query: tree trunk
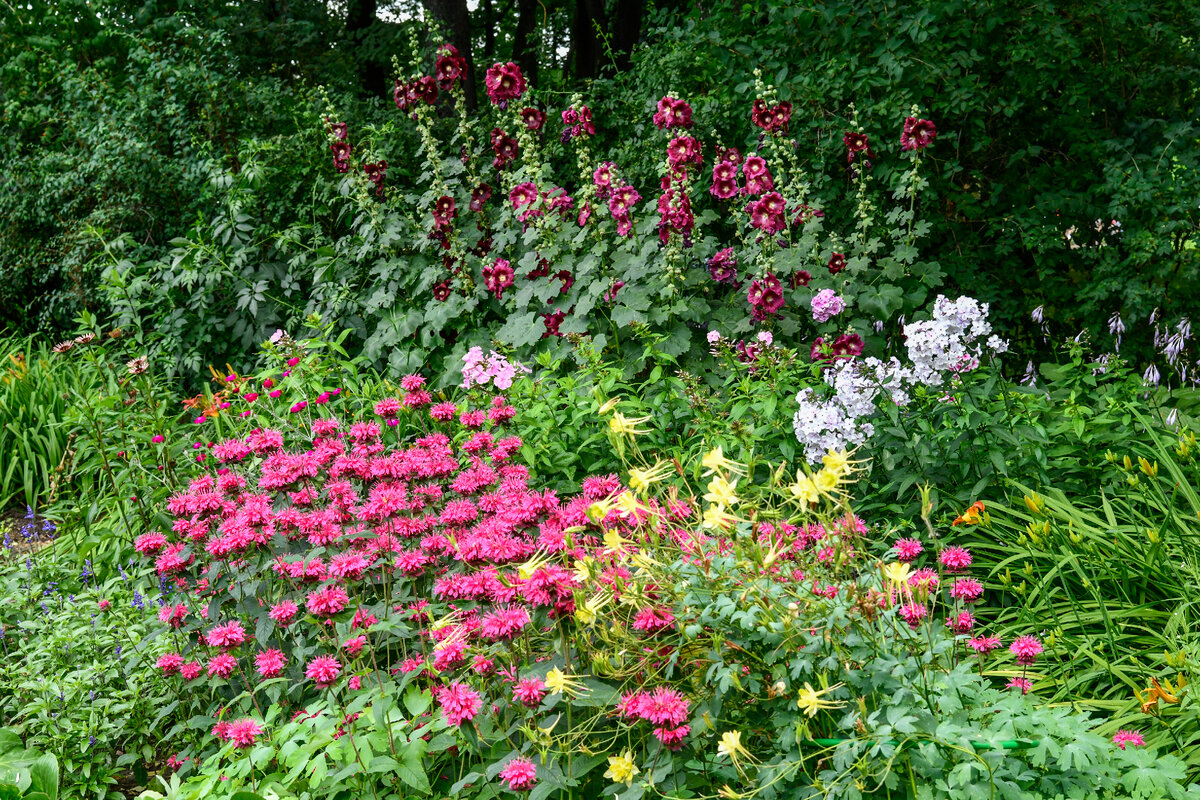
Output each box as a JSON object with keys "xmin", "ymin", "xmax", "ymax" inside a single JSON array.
[
  {"xmin": 482, "ymin": 0, "xmax": 496, "ymax": 59},
  {"xmin": 608, "ymin": 0, "xmax": 643, "ymax": 74},
  {"xmin": 571, "ymin": 0, "xmax": 605, "ymax": 84},
  {"xmin": 422, "ymin": 0, "xmax": 479, "ymax": 109},
  {"xmin": 345, "ymin": 0, "xmax": 385, "ymax": 97},
  {"xmin": 512, "ymin": 0, "xmax": 539, "ymax": 89}
]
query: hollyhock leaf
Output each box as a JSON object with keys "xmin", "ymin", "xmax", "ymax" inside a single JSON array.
[
  {"xmin": 495, "ymin": 312, "xmax": 542, "ymax": 348},
  {"xmin": 857, "ymin": 284, "xmax": 904, "ymax": 319}
]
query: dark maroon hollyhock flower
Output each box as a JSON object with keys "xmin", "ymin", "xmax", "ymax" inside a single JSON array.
[
  {"xmin": 652, "ymin": 96, "xmax": 693, "ymax": 129},
  {"xmin": 751, "ymin": 99, "xmax": 793, "ymax": 134},
  {"xmin": 470, "ymin": 184, "xmax": 493, "ymax": 212},
  {"xmin": 789, "ymin": 270, "xmax": 811, "ymax": 288},
  {"xmin": 415, "ymin": 76, "xmax": 438, "ymax": 104},
  {"xmin": 471, "ymin": 236, "xmax": 493, "ymax": 257},
  {"xmin": 718, "ymin": 147, "xmax": 743, "ymax": 166},
  {"xmin": 742, "ymin": 156, "xmax": 773, "ymax": 196},
  {"xmin": 482, "ymin": 258, "xmax": 516, "ymax": 299},
  {"xmin": 561, "ymin": 106, "xmax": 596, "ymax": 141},
  {"xmin": 542, "ymin": 309, "xmax": 566, "ymax": 338},
  {"xmin": 363, "ymin": 160, "xmax": 387, "ymax": 197},
  {"xmin": 747, "ymin": 192, "xmax": 786, "ymax": 235},
  {"xmin": 592, "ymin": 162, "xmax": 615, "ymax": 198},
  {"xmin": 747, "ymin": 272, "xmax": 785, "ymax": 320},
  {"xmin": 736, "ymin": 340, "xmax": 764, "ymax": 363},
  {"xmin": 521, "ymin": 107, "xmax": 547, "ymax": 131},
  {"xmin": 330, "ymin": 140, "xmax": 353, "ymax": 173},
  {"xmin": 811, "ymin": 336, "xmax": 831, "ymax": 363},
  {"xmin": 708, "ymin": 247, "xmax": 739, "ymax": 284},
  {"xmin": 433, "ymin": 196, "xmax": 457, "ymax": 227},
  {"xmin": 827, "ymin": 252, "xmax": 846, "ymax": 275},
  {"xmin": 605, "ymin": 280, "xmax": 625, "ymax": 303},
  {"xmin": 843, "ymin": 132, "xmax": 869, "ymax": 156},
  {"xmin": 327, "ymin": 120, "xmax": 349, "ymax": 141},
  {"xmin": 490, "ymin": 128, "xmax": 519, "ymax": 170},
  {"xmin": 901, "ymin": 116, "xmax": 938, "ymax": 151},
  {"xmin": 432, "ymin": 280, "xmax": 452, "ymax": 301},
  {"xmin": 485, "ymin": 62, "xmax": 526, "ymax": 107},
  {"xmin": 435, "ymin": 44, "xmax": 466, "ymax": 90},
  {"xmin": 831, "ymin": 333, "xmax": 864, "ymax": 358},
  {"xmin": 554, "ymin": 270, "xmax": 574, "ymax": 294},
  {"xmin": 527, "ymin": 258, "xmax": 551, "ymax": 280},
  {"xmin": 792, "ymin": 203, "xmax": 823, "ymax": 227}
]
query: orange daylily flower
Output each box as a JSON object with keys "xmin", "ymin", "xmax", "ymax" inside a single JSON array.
[
  {"xmin": 952, "ymin": 501, "xmax": 986, "ymax": 526},
  {"xmin": 1135, "ymin": 675, "xmax": 1187, "ymax": 714}
]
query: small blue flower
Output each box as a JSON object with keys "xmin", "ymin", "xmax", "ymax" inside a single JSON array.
[
  {"xmin": 114, "ymin": 645, "xmax": 122, "ymax": 656},
  {"xmin": 131, "ymin": 590, "xmax": 145, "ymax": 611}
]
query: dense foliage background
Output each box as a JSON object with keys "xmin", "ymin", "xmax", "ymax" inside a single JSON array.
[{"xmin": 2, "ymin": 0, "xmax": 1197, "ymax": 371}]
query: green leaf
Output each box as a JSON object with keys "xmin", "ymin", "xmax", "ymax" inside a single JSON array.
[{"xmin": 28, "ymin": 754, "xmax": 57, "ymax": 800}]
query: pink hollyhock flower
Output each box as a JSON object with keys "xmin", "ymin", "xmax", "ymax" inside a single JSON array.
[
  {"xmin": 207, "ymin": 653, "xmax": 237, "ymax": 679},
  {"xmin": 157, "ymin": 653, "xmax": 185, "ymax": 675},
  {"xmin": 180, "ymin": 661, "xmax": 202, "ymax": 681},
  {"xmin": 1006, "ymin": 677, "xmax": 1033, "ymax": 694},
  {"xmin": 939, "ymin": 546, "xmax": 972, "ymax": 572},
  {"xmin": 652, "ymin": 96, "xmax": 693, "ymax": 129},
  {"xmin": 306, "ymin": 655, "xmax": 342, "ymax": 688},
  {"xmin": 893, "ymin": 538, "xmax": 923, "ymax": 562},
  {"xmin": 967, "ymin": 635, "xmax": 1001, "ymax": 654},
  {"xmin": 747, "ymin": 273, "xmax": 785, "ymax": 320},
  {"xmin": 437, "ymin": 682, "xmax": 482, "ymax": 726},
  {"xmin": 227, "ymin": 718, "xmax": 263, "ymax": 748},
  {"xmin": 269, "ymin": 599, "xmax": 299, "ymax": 626},
  {"xmin": 255, "ymin": 649, "xmax": 287, "ymax": 678},
  {"xmin": 513, "ymin": 677, "xmax": 547, "ymax": 708},
  {"xmin": 950, "ymin": 577, "xmax": 984, "ymax": 603},
  {"xmin": 1112, "ymin": 730, "xmax": 1145, "ymax": 750},
  {"xmin": 1009, "ymin": 635, "xmax": 1043, "ymax": 666},
  {"xmin": 498, "ymin": 757, "xmax": 538, "ymax": 791}
]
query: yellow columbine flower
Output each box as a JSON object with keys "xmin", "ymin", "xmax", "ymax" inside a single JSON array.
[
  {"xmin": 701, "ymin": 446, "xmax": 747, "ymax": 477},
  {"xmin": 572, "ymin": 557, "xmax": 593, "ymax": 584},
  {"xmin": 603, "ymin": 528, "xmax": 632, "ymax": 553},
  {"xmin": 597, "ymin": 397, "xmax": 621, "ymax": 415},
  {"xmin": 716, "ymin": 730, "xmax": 754, "ymax": 766},
  {"xmin": 517, "ymin": 551, "xmax": 551, "ymax": 581},
  {"xmin": 701, "ymin": 504, "xmax": 735, "ymax": 530},
  {"xmin": 615, "ymin": 491, "xmax": 644, "ymax": 518},
  {"xmin": 814, "ymin": 468, "xmax": 840, "ymax": 496},
  {"xmin": 796, "ymin": 681, "xmax": 845, "ymax": 718},
  {"xmin": 603, "ymin": 750, "xmax": 639, "ymax": 786},
  {"xmin": 821, "ymin": 449, "xmax": 852, "ymax": 478},
  {"xmin": 718, "ymin": 785, "xmax": 744, "ymax": 799},
  {"xmin": 574, "ymin": 592, "xmax": 611, "ymax": 626},
  {"xmin": 609, "ymin": 411, "xmax": 652, "ymax": 436},
  {"xmin": 628, "ymin": 461, "xmax": 672, "ymax": 494},
  {"xmin": 882, "ymin": 562, "xmax": 911, "ymax": 587},
  {"xmin": 789, "ymin": 472, "xmax": 819, "ymax": 505},
  {"xmin": 544, "ymin": 667, "xmax": 589, "ymax": 697},
  {"xmin": 703, "ymin": 476, "xmax": 740, "ymax": 507}
]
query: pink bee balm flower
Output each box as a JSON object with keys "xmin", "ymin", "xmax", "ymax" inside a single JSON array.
[
  {"xmin": 227, "ymin": 718, "xmax": 264, "ymax": 748},
  {"xmin": 207, "ymin": 653, "xmax": 237, "ymax": 679},
  {"xmin": 1009, "ymin": 635, "xmax": 1043, "ymax": 666},
  {"xmin": 967, "ymin": 635, "xmax": 1001, "ymax": 654},
  {"xmin": 950, "ymin": 577, "xmax": 984, "ymax": 603},
  {"xmin": 1112, "ymin": 730, "xmax": 1145, "ymax": 750},
  {"xmin": 400, "ymin": 374, "xmax": 426, "ymax": 391},
  {"xmin": 653, "ymin": 724, "xmax": 691, "ymax": 750},
  {"xmin": 134, "ymin": 532, "xmax": 168, "ymax": 554},
  {"xmin": 305, "ymin": 655, "xmax": 342, "ymax": 688},
  {"xmin": 349, "ymin": 675, "xmax": 362, "ymax": 690},
  {"xmin": 498, "ymin": 757, "xmax": 538, "ymax": 791},
  {"xmin": 938, "ymin": 546, "xmax": 973, "ymax": 572},
  {"xmin": 305, "ymin": 585, "xmax": 349, "ymax": 618},
  {"xmin": 944, "ymin": 611, "xmax": 976, "ymax": 634},
  {"xmin": 893, "ymin": 538, "xmax": 923, "ymax": 562},
  {"xmin": 513, "ymin": 677, "xmax": 547, "ymax": 708},
  {"xmin": 1006, "ymin": 677, "xmax": 1033, "ymax": 694},
  {"xmin": 157, "ymin": 653, "xmax": 185, "ymax": 675},
  {"xmin": 206, "ymin": 620, "xmax": 247, "ymax": 650},
  {"xmin": 343, "ymin": 635, "xmax": 367, "ymax": 656},
  {"xmin": 374, "ymin": 398, "xmax": 401, "ymax": 418},
  {"xmin": 255, "ymin": 649, "xmax": 287, "ymax": 678},
  {"xmin": 436, "ymin": 681, "xmax": 482, "ymax": 726},
  {"xmin": 180, "ymin": 661, "xmax": 202, "ymax": 681},
  {"xmin": 97, "ymin": 599, "xmax": 111, "ymax": 611},
  {"xmin": 899, "ymin": 602, "xmax": 928, "ymax": 629},
  {"xmin": 269, "ymin": 600, "xmax": 299, "ymax": 626}
]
